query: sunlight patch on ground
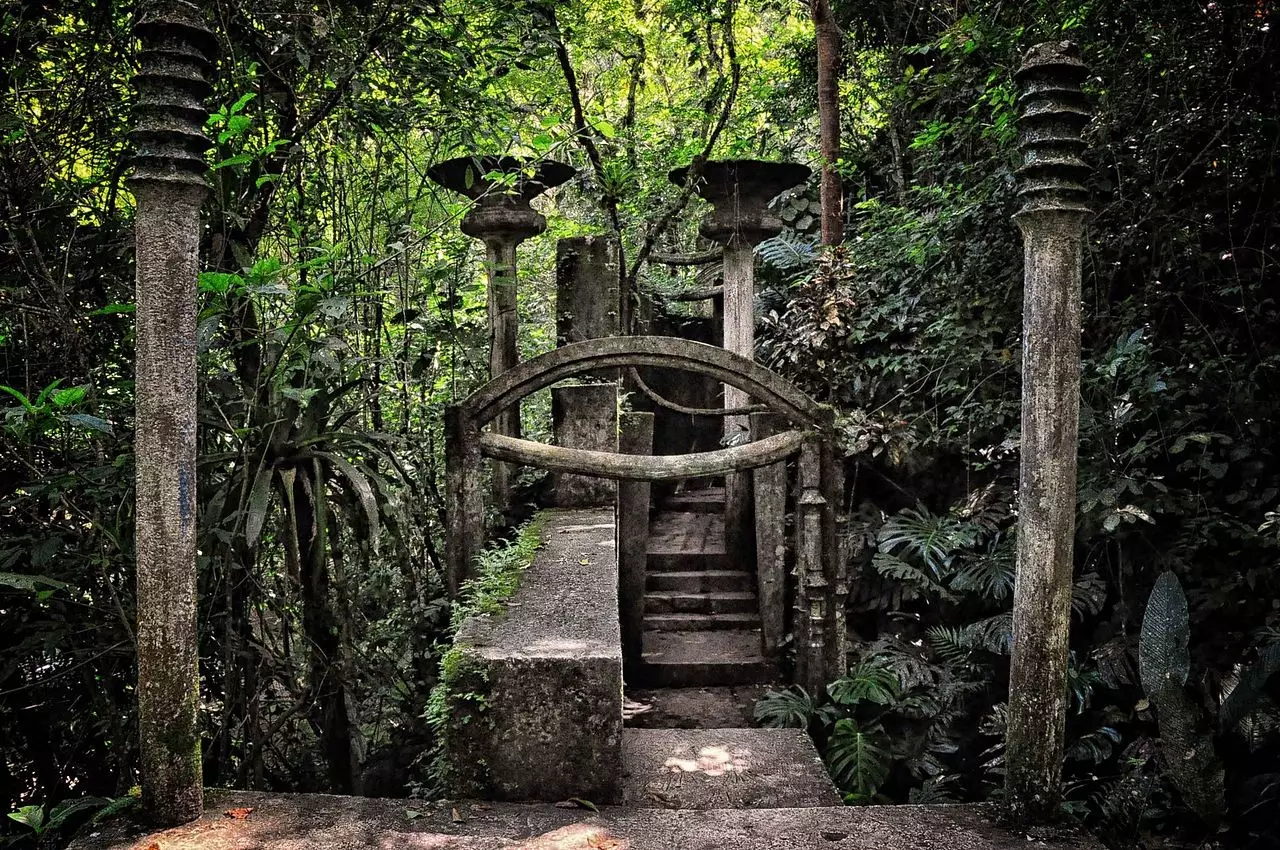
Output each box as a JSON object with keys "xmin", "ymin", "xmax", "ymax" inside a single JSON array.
[{"xmin": 662, "ymin": 745, "xmax": 751, "ymax": 778}]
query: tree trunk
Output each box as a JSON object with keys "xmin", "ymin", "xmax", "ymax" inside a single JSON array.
[{"xmin": 813, "ymin": 0, "xmax": 843, "ymax": 245}]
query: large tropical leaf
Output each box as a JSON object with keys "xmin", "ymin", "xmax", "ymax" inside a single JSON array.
[
  {"xmin": 826, "ymin": 718, "xmax": 890, "ymax": 798},
  {"xmin": 1138, "ymin": 570, "xmax": 1190, "ymax": 698}
]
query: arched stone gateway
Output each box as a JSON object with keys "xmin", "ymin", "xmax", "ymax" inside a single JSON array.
[{"xmin": 444, "ymin": 335, "xmax": 847, "ymax": 694}]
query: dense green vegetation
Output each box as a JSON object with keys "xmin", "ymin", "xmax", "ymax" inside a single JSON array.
[{"xmin": 2, "ymin": 0, "xmax": 1278, "ymax": 847}]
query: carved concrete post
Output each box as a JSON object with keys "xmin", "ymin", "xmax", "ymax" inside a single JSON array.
[
  {"xmin": 444, "ymin": 405, "xmax": 485, "ymax": 596},
  {"xmin": 751, "ymin": 412, "xmax": 787, "ymax": 654},
  {"xmin": 128, "ymin": 0, "xmax": 214, "ymax": 825},
  {"xmin": 793, "ymin": 441, "xmax": 828, "ymax": 695},
  {"xmin": 670, "ymin": 161, "xmax": 810, "ymax": 563},
  {"xmin": 617, "ymin": 412, "xmax": 654, "ymax": 676},
  {"xmin": 428, "ymin": 157, "xmax": 575, "ymax": 517},
  {"xmin": 557, "ymin": 235, "xmax": 621, "ymax": 349},
  {"xmin": 1005, "ymin": 41, "xmax": 1092, "ymax": 822},
  {"xmin": 551, "ymin": 383, "xmax": 618, "ymax": 507}
]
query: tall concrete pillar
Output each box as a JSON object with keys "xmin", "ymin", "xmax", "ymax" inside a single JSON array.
[
  {"xmin": 669, "ymin": 161, "xmax": 810, "ymax": 563},
  {"xmin": 428, "ymin": 156, "xmax": 575, "ymax": 518},
  {"xmin": 128, "ymin": 0, "xmax": 215, "ymax": 825},
  {"xmin": 1004, "ymin": 42, "xmax": 1092, "ymax": 822}
]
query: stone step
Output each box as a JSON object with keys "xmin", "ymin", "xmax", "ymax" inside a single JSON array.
[
  {"xmin": 620, "ymin": 727, "xmax": 841, "ymax": 809},
  {"xmin": 646, "ymin": 551, "xmax": 733, "ymax": 572},
  {"xmin": 646, "ymin": 570, "xmax": 755, "ymax": 593},
  {"xmin": 638, "ymin": 629, "xmax": 774, "ymax": 687},
  {"xmin": 644, "ymin": 612, "xmax": 761, "ymax": 631},
  {"xmin": 660, "ymin": 487, "xmax": 727, "ymax": 513},
  {"xmin": 645, "ymin": 590, "xmax": 758, "ymax": 615}
]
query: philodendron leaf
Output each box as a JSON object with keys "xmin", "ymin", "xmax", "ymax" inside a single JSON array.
[{"xmin": 1139, "ymin": 570, "xmax": 1190, "ymax": 698}]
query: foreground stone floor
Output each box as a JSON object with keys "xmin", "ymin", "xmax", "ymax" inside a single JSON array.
[
  {"xmin": 620, "ymin": 727, "xmax": 842, "ymax": 809},
  {"xmin": 73, "ymin": 791, "xmax": 1100, "ymax": 850}
]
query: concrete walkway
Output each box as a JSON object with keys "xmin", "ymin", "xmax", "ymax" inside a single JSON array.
[{"xmin": 72, "ymin": 791, "xmax": 1100, "ymax": 850}]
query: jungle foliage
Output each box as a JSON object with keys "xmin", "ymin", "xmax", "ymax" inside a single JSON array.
[{"xmin": 2, "ymin": 0, "xmax": 1278, "ymax": 847}]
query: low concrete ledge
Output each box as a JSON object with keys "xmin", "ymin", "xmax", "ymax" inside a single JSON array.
[
  {"xmin": 71, "ymin": 791, "xmax": 1103, "ymax": 850},
  {"xmin": 446, "ymin": 508, "xmax": 622, "ymax": 804}
]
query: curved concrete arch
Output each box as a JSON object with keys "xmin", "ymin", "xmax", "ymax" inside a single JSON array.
[{"xmin": 460, "ymin": 336, "xmax": 830, "ymax": 432}]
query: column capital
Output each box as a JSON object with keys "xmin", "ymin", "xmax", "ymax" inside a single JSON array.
[{"xmin": 1014, "ymin": 41, "xmax": 1091, "ymax": 220}]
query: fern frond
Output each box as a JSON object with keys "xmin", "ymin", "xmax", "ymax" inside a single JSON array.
[{"xmin": 755, "ymin": 233, "xmax": 819, "ymax": 270}]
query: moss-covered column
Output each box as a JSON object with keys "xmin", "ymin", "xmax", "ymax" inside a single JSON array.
[
  {"xmin": 1005, "ymin": 41, "xmax": 1092, "ymax": 822},
  {"xmin": 128, "ymin": 0, "xmax": 215, "ymax": 825}
]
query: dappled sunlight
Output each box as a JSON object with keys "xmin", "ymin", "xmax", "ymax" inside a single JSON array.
[{"xmin": 663, "ymin": 744, "xmax": 751, "ymax": 778}]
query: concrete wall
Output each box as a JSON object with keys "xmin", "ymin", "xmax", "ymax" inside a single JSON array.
[{"xmin": 445, "ymin": 508, "xmax": 623, "ymax": 803}]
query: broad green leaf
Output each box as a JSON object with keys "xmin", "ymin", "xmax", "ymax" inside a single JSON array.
[
  {"xmin": 317, "ymin": 451, "xmax": 380, "ymax": 553},
  {"xmin": 52, "ymin": 386, "xmax": 86, "ymax": 408},
  {"xmin": 8, "ymin": 805, "xmax": 44, "ymax": 832},
  {"xmin": 0, "ymin": 385, "xmax": 36, "ymax": 412},
  {"xmin": 62, "ymin": 413, "xmax": 113, "ymax": 434},
  {"xmin": 0, "ymin": 571, "xmax": 72, "ymax": 593}
]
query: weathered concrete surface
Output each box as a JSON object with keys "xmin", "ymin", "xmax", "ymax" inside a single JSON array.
[
  {"xmin": 617, "ymin": 412, "xmax": 653, "ymax": 676},
  {"xmin": 750, "ymin": 412, "xmax": 787, "ymax": 655},
  {"xmin": 626, "ymin": 685, "xmax": 767, "ymax": 729},
  {"xmin": 1006, "ymin": 41, "xmax": 1092, "ymax": 820},
  {"xmin": 551, "ymin": 384, "xmax": 618, "ymax": 507},
  {"xmin": 448, "ymin": 509, "xmax": 622, "ymax": 803},
  {"xmin": 556, "ymin": 235, "xmax": 621, "ymax": 349},
  {"xmin": 72, "ymin": 791, "xmax": 1102, "ymax": 850},
  {"xmin": 619, "ymin": 727, "xmax": 841, "ymax": 809},
  {"xmin": 639, "ymin": 630, "xmax": 774, "ymax": 686}
]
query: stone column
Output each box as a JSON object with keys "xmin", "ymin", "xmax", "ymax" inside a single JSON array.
[
  {"xmin": 556, "ymin": 235, "xmax": 621, "ymax": 349},
  {"xmin": 669, "ymin": 161, "xmax": 810, "ymax": 563},
  {"xmin": 551, "ymin": 383, "xmax": 619, "ymax": 507},
  {"xmin": 751, "ymin": 412, "xmax": 787, "ymax": 654},
  {"xmin": 428, "ymin": 156, "xmax": 575, "ymax": 518},
  {"xmin": 128, "ymin": 0, "xmax": 214, "ymax": 825},
  {"xmin": 793, "ymin": 441, "xmax": 828, "ymax": 695},
  {"xmin": 617, "ymin": 412, "xmax": 654, "ymax": 676},
  {"xmin": 1004, "ymin": 41, "xmax": 1092, "ymax": 822},
  {"xmin": 444, "ymin": 405, "xmax": 484, "ymax": 596}
]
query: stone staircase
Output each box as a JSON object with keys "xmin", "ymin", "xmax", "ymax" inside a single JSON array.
[{"xmin": 639, "ymin": 487, "xmax": 776, "ymax": 687}]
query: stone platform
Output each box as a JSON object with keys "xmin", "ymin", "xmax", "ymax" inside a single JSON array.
[
  {"xmin": 620, "ymin": 727, "xmax": 841, "ymax": 809},
  {"xmin": 72, "ymin": 791, "xmax": 1100, "ymax": 850},
  {"xmin": 445, "ymin": 508, "xmax": 621, "ymax": 802}
]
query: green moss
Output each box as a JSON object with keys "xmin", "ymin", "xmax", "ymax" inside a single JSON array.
[{"xmin": 418, "ymin": 515, "xmax": 547, "ymax": 798}]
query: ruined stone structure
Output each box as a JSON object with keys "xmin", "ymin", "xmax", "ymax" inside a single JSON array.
[
  {"xmin": 669, "ymin": 160, "xmax": 811, "ymax": 562},
  {"xmin": 110, "ymin": 36, "xmax": 1099, "ymax": 849}
]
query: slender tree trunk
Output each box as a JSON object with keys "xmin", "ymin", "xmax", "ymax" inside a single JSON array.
[
  {"xmin": 129, "ymin": 0, "xmax": 214, "ymax": 825},
  {"xmin": 813, "ymin": 0, "xmax": 843, "ymax": 245}
]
